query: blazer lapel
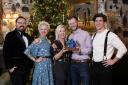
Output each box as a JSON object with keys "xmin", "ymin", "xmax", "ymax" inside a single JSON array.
[{"xmin": 15, "ymin": 30, "xmax": 26, "ymax": 46}]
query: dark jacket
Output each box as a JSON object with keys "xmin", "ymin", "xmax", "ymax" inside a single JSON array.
[{"xmin": 3, "ymin": 29, "xmax": 33, "ymax": 69}]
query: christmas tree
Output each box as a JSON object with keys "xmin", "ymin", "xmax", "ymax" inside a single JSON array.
[{"xmin": 30, "ymin": 0, "xmax": 68, "ymax": 40}]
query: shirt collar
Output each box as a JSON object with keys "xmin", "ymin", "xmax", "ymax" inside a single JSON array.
[{"xmin": 97, "ymin": 29, "xmax": 108, "ymax": 34}]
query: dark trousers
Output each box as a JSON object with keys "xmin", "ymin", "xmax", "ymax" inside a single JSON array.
[
  {"xmin": 70, "ymin": 62, "xmax": 89, "ymax": 85},
  {"xmin": 112, "ymin": 63, "xmax": 128, "ymax": 85},
  {"xmin": 112, "ymin": 53, "xmax": 128, "ymax": 85},
  {"xmin": 92, "ymin": 62, "xmax": 112, "ymax": 85},
  {"xmin": 9, "ymin": 68, "xmax": 30, "ymax": 85},
  {"xmin": 54, "ymin": 61, "xmax": 71, "ymax": 85}
]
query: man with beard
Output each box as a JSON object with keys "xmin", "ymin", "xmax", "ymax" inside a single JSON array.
[
  {"xmin": 3, "ymin": 16, "xmax": 33, "ymax": 85},
  {"xmin": 68, "ymin": 16, "xmax": 92, "ymax": 85}
]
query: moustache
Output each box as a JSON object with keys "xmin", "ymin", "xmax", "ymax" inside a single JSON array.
[{"xmin": 20, "ymin": 26, "xmax": 25, "ymax": 28}]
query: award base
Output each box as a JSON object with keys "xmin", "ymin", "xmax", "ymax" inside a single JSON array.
[{"xmin": 65, "ymin": 47, "xmax": 79, "ymax": 51}]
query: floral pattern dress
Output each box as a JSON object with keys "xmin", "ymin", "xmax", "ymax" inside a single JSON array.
[{"xmin": 24, "ymin": 37, "xmax": 54, "ymax": 85}]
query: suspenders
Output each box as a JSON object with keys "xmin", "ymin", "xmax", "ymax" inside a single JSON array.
[
  {"xmin": 104, "ymin": 31, "xmax": 110, "ymax": 60},
  {"xmin": 92, "ymin": 30, "xmax": 110, "ymax": 60}
]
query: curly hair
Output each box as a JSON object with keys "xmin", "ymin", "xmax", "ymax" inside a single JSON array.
[
  {"xmin": 38, "ymin": 21, "xmax": 50, "ymax": 30},
  {"xmin": 93, "ymin": 13, "xmax": 107, "ymax": 22}
]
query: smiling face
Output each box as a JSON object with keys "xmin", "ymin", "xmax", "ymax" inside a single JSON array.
[
  {"xmin": 68, "ymin": 18, "xmax": 78, "ymax": 31},
  {"xmin": 38, "ymin": 25, "xmax": 49, "ymax": 37},
  {"xmin": 94, "ymin": 17, "xmax": 106, "ymax": 32},
  {"xmin": 16, "ymin": 18, "xmax": 26, "ymax": 32},
  {"xmin": 58, "ymin": 27, "xmax": 66, "ymax": 40}
]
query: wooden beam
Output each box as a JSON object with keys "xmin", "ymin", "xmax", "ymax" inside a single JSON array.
[
  {"xmin": 0, "ymin": 0, "xmax": 4, "ymax": 45},
  {"xmin": 94, "ymin": 0, "xmax": 98, "ymax": 15}
]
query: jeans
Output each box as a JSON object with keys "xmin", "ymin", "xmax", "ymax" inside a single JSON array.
[{"xmin": 70, "ymin": 62, "xmax": 89, "ymax": 85}]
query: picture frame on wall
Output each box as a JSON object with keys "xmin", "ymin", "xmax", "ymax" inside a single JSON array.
[
  {"xmin": 73, "ymin": 3, "xmax": 93, "ymax": 22},
  {"xmin": 105, "ymin": 0, "xmax": 128, "ymax": 28},
  {"xmin": 72, "ymin": 0, "xmax": 97, "ymax": 32},
  {"xmin": 106, "ymin": 0, "xmax": 122, "ymax": 16}
]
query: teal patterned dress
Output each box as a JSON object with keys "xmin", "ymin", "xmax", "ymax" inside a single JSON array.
[{"xmin": 24, "ymin": 37, "xmax": 54, "ymax": 85}]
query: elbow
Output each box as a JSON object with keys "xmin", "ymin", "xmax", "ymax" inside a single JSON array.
[
  {"xmin": 117, "ymin": 47, "xmax": 127, "ymax": 59},
  {"xmin": 124, "ymin": 48, "xmax": 127, "ymax": 54},
  {"xmin": 122, "ymin": 46, "xmax": 127, "ymax": 55}
]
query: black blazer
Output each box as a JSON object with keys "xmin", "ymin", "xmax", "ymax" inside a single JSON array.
[{"xmin": 3, "ymin": 29, "xmax": 33, "ymax": 69}]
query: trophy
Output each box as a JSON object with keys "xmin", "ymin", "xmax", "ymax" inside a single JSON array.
[{"xmin": 66, "ymin": 39, "xmax": 79, "ymax": 51}]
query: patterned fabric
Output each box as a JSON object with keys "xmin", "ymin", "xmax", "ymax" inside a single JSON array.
[{"xmin": 24, "ymin": 37, "xmax": 54, "ymax": 85}]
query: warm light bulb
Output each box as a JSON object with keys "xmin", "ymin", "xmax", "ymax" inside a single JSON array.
[
  {"xmin": 13, "ymin": 14, "xmax": 19, "ymax": 19},
  {"xmin": 6, "ymin": 14, "xmax": 11, "ymax": 19}
]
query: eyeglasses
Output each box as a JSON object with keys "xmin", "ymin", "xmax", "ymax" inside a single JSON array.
[{"xmin": 17, "ymin": 22, "xmax": 26, "ymax": 24}]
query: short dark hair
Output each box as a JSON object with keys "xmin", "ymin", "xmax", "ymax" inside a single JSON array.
[
  {"xmin": 68, "ymin": 15, "xmax": 78, "ymax": 21},
  {"xmin": 92, "ymin": 13, "xmax": 107, "ymax": 22},
  {"xmin": 15, "ymin": 16, "xmax": 26, "ymax": 22}
]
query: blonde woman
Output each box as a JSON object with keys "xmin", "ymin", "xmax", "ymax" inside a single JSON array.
[
  {"xmin": 52, "ymin": 24, "xmax": 71, "ymax": 85},
  {"xmin": 24, "ymin": 21, "xmax": 54, "ymax": 85}
]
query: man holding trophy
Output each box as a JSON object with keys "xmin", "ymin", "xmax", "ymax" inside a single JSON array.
[{"xmin": 67, "ymin": 16, "xmax": 92, "ymax": 85}]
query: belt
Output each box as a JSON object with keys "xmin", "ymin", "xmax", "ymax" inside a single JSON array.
[
  {"xmin": 57, "ymin": 59, "xmax": 69, "ymax": 63},
  {"xmin": 71, "ymin": 59, "xmax": 89, "ymax": 63},
  {"xmin": 36, "ymin": 56, "xmax": 51, "ymax": 58}
]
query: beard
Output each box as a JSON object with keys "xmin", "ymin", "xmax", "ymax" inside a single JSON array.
[
  {"xmin": 20, "ymin": 26, "xmax": 25, "ymax": 28},
  {"xmin": 16, "ymin": 26, "xmax": 26, "ymax": 32}
]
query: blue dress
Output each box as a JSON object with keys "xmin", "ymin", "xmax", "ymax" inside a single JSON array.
[{"xmin": 24, "ymin": 37, "xmax": 54, "ymax": 85}]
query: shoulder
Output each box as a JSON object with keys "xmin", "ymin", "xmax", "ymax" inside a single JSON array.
[
  {"xmin": 47, "ymin": 38, "xmax": 52, "ymax": 44},
  {"xmin": 108, "ymin": 31, "xmax": 118, "ymax": 37},
  {"xmin": 52, "ymin": 40, "xmax": 60, "ymax": 49},
  {"xmin": 80, "ymin": 29, "xmax": 91, "ymax": 37},
  {"xmin": 53, "ymin": 40, "xmax": 60, "ymax": 45},
  {"xmin": 6, "ymin": 30, "xmax": 15, "ymax": 36},
  {"xmin": 79, "ymin": 28, "xmax": 89, "ymax": 33},
  {"xmin": 92, "ymin": 32, "xmax": 97, "ymax": 39},
  {"xmin": 108, "ymin": 31, "xmax": 119, "ymax": 41},
  {"xmin": 4, "ymin": 30, "xmax": 16, "ymax": 40},
  {"xmin": 68, "ymin": 33, "xmax": 73, "ymax": 39}
]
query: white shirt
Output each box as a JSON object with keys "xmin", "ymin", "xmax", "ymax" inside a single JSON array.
[
  {"xmin": 22, "ymin": 35, "xmax": 28, "ymax": 47},
  {"xmin": 92, "ymin": 29, "xmax": 127, "ymax": 62},
  {"xmin": 18, "ymin": 31, "xmax": 29, "ymax": 47}
]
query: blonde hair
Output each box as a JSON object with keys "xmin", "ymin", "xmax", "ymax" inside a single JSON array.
[
  {"xmin": 38, "ymin": 21, "xmax": 50, "ymax": 30},
  {"xmin": 55, "ymin": 24, "xmax": 67, "ymax": 40}
]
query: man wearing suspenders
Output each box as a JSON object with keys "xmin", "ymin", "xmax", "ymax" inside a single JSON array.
[{"xmin": 92, "ymin": 13, "xmax": 127, "ymax": 85}]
